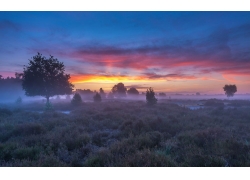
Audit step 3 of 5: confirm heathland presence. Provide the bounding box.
[0,98,250,166]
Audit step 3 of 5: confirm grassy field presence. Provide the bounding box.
[0,99,250,166]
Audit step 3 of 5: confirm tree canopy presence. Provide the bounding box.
[22,53,74,103]
[71,93,82,106]
[223,84,237,97]
[146,87,157,105]
[127,87,139,95]
[111,83,127,97]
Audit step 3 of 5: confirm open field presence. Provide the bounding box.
[0,99,250,166]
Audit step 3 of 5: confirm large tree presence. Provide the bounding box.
[22,53,74,103]
[127,87,139,95]
[111,83,127,97]
[223,84,237,97]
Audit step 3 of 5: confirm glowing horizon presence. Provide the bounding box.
[0,12,250,94]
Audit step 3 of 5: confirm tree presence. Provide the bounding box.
[111,83,127,97]
[15,72,23,80]
[93,92,102,102]
[146,87,157,105]
[223,84,237,97]
[99,88,106,98]
[22,53,74,103]
[71,93,82,106]
[127,87,139,95]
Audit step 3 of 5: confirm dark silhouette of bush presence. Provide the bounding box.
[93,93,102,102]
[127,87,139,95]
[45,101,54,111]
[71,93,82,106]
[22,53,74,104]
[223,84,237,97]
[16,97,22,104]
[146,87,157,105]
[111,83,127,97]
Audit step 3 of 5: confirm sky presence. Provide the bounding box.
[0,11,250,94]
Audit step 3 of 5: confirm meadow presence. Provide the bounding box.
[0,98,250,167]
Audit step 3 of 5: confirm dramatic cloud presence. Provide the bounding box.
[1,12,250,93]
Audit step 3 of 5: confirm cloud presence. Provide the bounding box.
[24,22,250,79]
[141,73,197,80]
[0,20,20,31]
[69,71,198,84]
[65,23,249,76]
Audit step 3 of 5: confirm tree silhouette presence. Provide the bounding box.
[93,92,102,102]
[223,84,237,97]
[127,87,139,95]
[146,87,157,105]
[16,96,22,104]
[22,53,74,103]
[71,93,82,106]
[15,72,23,80]
[99,88,106,98]
[111,83,127,97]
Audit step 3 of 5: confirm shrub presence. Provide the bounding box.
[71,93,82,106]
[146,87,157,105]
[44,101,54,111]
[15,97,22,104]
[93,93,102,102]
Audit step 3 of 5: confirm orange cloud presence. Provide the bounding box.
[70,72,199,84]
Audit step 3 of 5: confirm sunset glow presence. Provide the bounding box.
[0,12,250,94]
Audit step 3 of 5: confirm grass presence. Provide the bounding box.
[0,99,250,166]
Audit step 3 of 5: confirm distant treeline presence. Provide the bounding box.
[0,73,25,102]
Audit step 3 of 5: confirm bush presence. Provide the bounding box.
[15,97,22,104]
[93,93,102,102]
[146,87,157,105]
[44,101,54,111]
[71,93,82,106]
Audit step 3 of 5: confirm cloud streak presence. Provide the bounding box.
[53,23,250,78]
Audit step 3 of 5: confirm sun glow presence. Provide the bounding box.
[70,75,166,84]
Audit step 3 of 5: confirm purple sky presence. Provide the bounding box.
[0,12,250,94]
